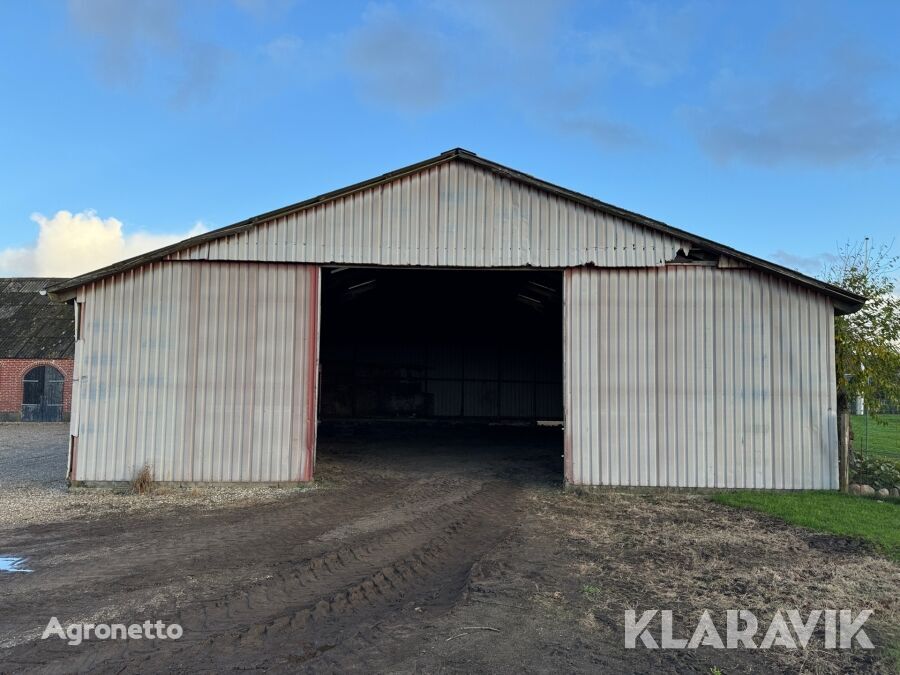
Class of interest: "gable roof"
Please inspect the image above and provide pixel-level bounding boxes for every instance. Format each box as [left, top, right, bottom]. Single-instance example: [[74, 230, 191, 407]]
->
[[47, 148, 865, 314], [0, 278, 75, 359]]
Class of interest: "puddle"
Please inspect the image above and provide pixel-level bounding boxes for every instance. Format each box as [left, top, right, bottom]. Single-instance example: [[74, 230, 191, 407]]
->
[[0, 556, 32, 573]]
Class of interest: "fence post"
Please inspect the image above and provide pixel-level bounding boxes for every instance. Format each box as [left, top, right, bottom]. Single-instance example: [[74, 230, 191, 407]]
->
[[837, 410, 850, 492]]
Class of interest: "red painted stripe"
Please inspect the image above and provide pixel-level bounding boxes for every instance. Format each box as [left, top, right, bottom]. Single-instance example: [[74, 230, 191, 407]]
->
[[69, 436, 78, 482], [303, 266, 320, 481], [562, 268, 573, 484]]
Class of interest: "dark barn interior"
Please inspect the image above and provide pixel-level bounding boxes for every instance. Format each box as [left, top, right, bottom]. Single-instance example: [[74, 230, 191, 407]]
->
[[318, 267, 564, 424]]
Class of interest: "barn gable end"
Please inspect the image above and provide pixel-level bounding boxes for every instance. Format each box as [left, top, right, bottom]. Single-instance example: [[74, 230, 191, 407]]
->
[[167, 160, 692, 269], [48, 150, 864, 314]]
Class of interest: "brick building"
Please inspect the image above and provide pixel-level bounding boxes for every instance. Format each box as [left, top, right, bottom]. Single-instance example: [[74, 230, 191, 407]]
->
[[0, 278, 74, 421]]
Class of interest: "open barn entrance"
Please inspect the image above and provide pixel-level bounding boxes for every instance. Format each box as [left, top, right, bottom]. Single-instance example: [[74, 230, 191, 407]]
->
[[317, 267, 564, 475]]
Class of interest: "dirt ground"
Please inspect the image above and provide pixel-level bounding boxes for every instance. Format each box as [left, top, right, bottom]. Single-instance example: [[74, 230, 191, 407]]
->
[[1, 424, 898, 674]]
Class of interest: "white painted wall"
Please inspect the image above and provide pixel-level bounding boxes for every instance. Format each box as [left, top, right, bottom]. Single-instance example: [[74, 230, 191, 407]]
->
[[564, 265, 838, 489], [70, 261, 319, 483]]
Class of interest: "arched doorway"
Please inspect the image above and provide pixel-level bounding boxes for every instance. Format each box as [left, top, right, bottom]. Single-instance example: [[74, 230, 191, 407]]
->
[[22, 365, 64, 422]]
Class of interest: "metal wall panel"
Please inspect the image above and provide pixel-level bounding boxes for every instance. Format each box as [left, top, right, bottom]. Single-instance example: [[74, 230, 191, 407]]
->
[[70, 261, 319, 483], [169, 162, 690, 268], [564, 266, 838, 489]]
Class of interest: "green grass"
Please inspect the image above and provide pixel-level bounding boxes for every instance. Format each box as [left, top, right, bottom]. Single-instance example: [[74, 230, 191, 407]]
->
[[581, 584, 602, 599], [852, 414, 900, 460], [711, 491, 900, 562], [886, 640, 900, 674]]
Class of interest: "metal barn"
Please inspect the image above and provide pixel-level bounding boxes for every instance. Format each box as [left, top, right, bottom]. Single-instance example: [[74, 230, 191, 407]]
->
[[48, 149, 864, 489]]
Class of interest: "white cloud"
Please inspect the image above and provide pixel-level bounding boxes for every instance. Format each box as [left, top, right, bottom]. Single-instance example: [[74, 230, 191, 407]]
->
[[344, 3, 452, 111], [554, 115, 649, 150], [262, 35, 304, 64], [770, 250, 838, 277], [233, 0, 296, 18], [584, 1, 709, 87], [0, 247, 33, 277], [66, 0, 229, 107], [687, 9, 900, 168], [0, 210, 206, 278], [690, 59, 900, 167]]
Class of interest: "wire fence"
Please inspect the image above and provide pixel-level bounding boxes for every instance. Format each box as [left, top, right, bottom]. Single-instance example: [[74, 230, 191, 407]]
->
[[851, 413, 900, 463]]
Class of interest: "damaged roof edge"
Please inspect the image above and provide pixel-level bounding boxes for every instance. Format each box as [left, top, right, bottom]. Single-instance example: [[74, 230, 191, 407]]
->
[[46, 148, 866, 314]]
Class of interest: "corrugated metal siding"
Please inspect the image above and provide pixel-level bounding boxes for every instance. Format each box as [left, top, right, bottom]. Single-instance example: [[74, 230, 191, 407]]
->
[[564, 266, 837, 489], [70, 261, 319, 483], [169, 162, 690, 268]]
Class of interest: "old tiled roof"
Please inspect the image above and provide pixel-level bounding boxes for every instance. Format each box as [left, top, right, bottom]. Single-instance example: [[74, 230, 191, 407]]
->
[[0, 278, 74, 359]]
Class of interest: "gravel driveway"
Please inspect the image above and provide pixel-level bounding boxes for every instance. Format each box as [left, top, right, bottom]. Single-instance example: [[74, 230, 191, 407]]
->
[[0, 424, 304, 529], [0, 423, 68, 487], [1, 425, 897, 673]]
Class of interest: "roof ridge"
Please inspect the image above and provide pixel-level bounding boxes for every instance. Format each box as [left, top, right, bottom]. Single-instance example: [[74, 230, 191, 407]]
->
[[46, 150, 865, 314]]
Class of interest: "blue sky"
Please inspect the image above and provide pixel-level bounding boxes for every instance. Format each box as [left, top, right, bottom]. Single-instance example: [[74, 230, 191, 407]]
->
[[0, 0, 898, 278]]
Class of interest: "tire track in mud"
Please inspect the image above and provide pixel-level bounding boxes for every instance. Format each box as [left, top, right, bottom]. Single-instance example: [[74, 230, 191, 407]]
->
[[2, 477, 525, 673], [0, 475, 477, 643]]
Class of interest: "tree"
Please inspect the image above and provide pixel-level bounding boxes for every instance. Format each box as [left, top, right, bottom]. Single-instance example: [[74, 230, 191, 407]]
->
[[825, 241, 900, 425]]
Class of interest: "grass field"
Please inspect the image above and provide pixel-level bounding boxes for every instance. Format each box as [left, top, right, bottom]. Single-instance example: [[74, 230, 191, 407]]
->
[[712, 491, 900, 562], [852, 414, 900, 459]]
